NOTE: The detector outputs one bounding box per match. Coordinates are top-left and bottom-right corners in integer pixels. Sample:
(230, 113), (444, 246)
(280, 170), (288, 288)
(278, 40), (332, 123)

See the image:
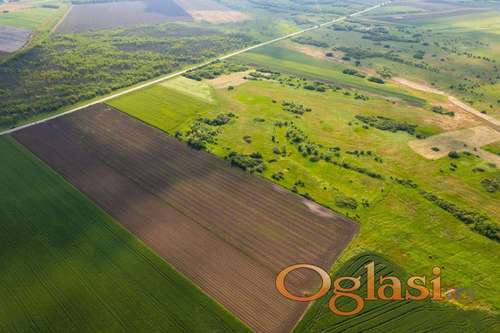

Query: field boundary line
(0, 1), (391, 136)
(51, 4), (73, 34)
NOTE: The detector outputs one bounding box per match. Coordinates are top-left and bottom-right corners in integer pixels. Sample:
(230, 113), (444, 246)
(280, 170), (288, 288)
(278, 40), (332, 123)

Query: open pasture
(13, 104), (358, 333)
(109, 65), (500, 312)
(207, 69), (253, 89)
(0, 136), (249, 333)
(0, 24), (30, 52)
(56, 0), (191, 33)
(233, 45), (428, 107)
(322, 4), (500, 119)
(365, 0), (491, 23)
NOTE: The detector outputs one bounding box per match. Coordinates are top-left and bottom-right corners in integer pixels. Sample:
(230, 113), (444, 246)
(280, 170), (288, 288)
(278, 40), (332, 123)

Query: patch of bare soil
(408, 125), (500, 164)
(13, 104), (358, 333)
(393, 77), (445, 95)
(0, 3), (32, 13)
(188, 10), (249, 23)
(425, 101), (480, 131)
(207, 70), (253, 89)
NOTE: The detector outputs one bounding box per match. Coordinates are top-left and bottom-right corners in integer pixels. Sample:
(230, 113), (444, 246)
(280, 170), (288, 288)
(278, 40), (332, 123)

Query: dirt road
(393, 77), (500, 131)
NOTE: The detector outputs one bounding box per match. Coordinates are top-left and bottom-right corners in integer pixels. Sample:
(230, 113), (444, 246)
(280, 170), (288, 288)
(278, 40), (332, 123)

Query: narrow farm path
(393, 77), (500, 131)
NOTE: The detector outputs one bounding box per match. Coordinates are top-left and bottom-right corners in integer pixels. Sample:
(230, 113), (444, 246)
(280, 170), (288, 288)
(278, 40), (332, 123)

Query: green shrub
(335, 195), (358, 209)
(355, 115), (418, 136)
(226, 151), (266, 173)
(367, 76), (384, 84)
(480, 178), (499, 193)
(431, 106), (455, 116)
(419, 190), (498, 241)
(342, 68), (366, 78)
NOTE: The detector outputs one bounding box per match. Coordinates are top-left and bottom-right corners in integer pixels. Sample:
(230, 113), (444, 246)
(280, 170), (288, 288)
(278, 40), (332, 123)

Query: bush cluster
(184, 61), (249, 81)
(200, 113), (235, 126)
(292, 36), (329, 48)
(335, 195), (358, 209)
(355, 115), (418, 136)
(281, 101), (312, 115)
(480, 178), (499, 193)
(226, 151), (266, 173)
(342, 68), (366, 78)
(431, 106), (455, 117)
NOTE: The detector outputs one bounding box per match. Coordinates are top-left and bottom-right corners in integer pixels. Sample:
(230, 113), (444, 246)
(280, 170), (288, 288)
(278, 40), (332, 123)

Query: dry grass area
(0, 2), (32, 13)
(425, 101), (480, 131)
(188, 10), (249, 23)
(174, 0), (248, 23)
(409, 125), (500, 162)
(13, 104), (358, 333)
(207, 70), (253, 89)
(394, 77), (500, 130)
(161, 76), (214, 103)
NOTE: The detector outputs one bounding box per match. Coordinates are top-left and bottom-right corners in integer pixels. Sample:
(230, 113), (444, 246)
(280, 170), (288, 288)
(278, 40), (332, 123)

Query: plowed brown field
(13, 104), (358, 333)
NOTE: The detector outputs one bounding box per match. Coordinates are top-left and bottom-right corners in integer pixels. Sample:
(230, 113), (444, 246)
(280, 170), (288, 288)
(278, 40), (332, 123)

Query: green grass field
(294, 252), (500, 333)
(108, 84), (216, 134)
(108, 68), (500, 315)
(233, 45), (428, 107)
(0, 136), (249, 333)
(160, 77), (215, 104)
(0, 1), (67, 30)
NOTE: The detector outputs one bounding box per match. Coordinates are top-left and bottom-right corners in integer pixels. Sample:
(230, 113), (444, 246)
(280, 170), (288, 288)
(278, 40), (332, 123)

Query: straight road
(0, 1), (391, 136)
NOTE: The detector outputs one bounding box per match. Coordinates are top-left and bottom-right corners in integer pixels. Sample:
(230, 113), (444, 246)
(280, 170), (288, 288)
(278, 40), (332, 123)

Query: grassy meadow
(233, 45), (428, 106)
(288, 7), (500, 119)
(3, 0), (499, 330)
(0, 136), (249, 333)
(484, 142), (500, 156)
(0, 0), (68, 30)
(294, 252), (500, 332)
(108, 53), (500, 316)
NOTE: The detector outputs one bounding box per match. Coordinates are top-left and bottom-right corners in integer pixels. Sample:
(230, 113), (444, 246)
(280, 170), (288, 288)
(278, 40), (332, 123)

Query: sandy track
(13, 105), (358, 333)
(408, 125), (500, 163)
(393, 77), (500, 131)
